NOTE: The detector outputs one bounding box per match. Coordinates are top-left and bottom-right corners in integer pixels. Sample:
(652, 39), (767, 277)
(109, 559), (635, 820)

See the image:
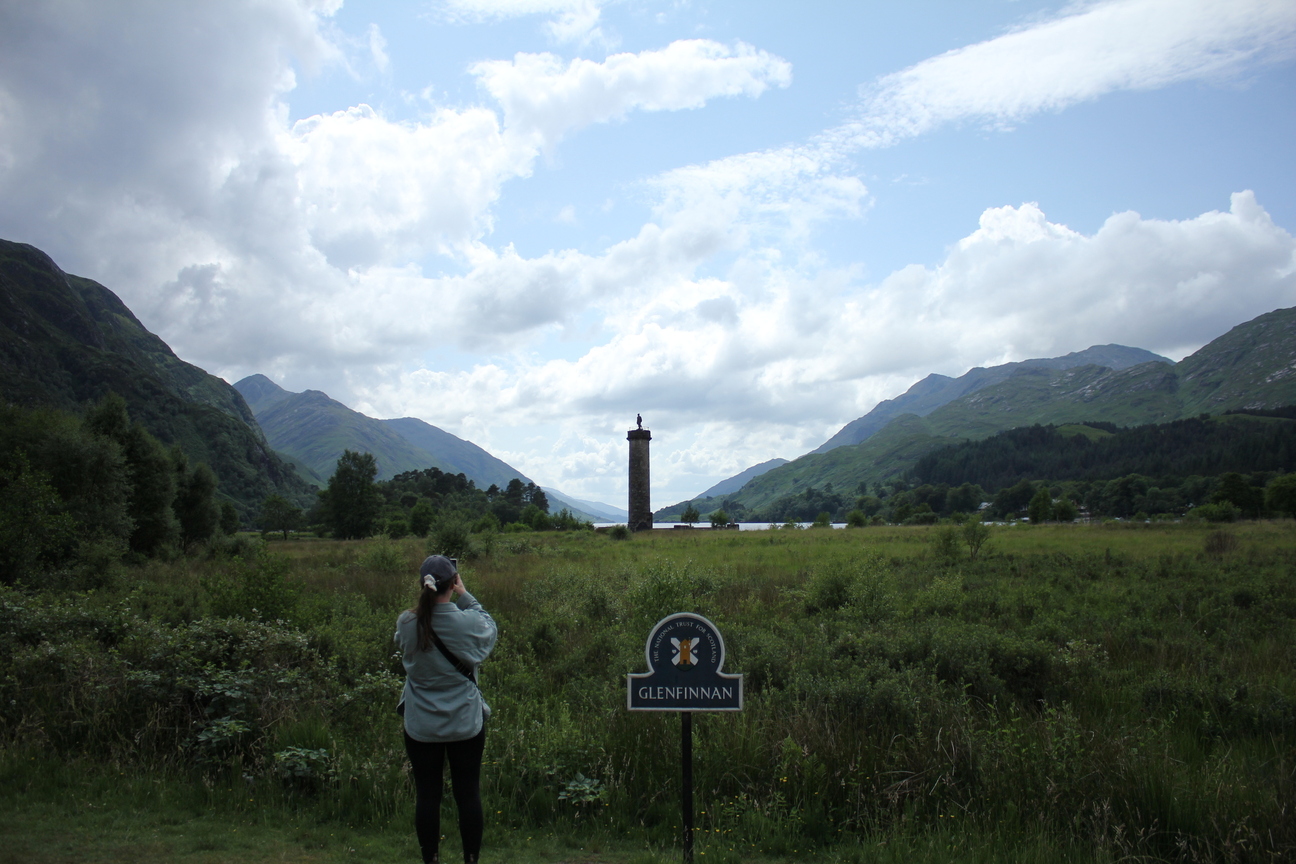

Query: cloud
(0, 2), (792, 375)
(436, 0), (610, 46)
(355, 192), (1296, 500)
(472, 40), (791, 148)
(837, 0), (1296, 149)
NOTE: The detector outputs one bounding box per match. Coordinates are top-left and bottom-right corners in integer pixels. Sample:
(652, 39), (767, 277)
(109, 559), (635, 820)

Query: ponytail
(414, 578), (454, 651)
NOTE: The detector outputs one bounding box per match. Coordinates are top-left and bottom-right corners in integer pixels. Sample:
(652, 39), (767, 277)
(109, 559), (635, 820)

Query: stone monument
(627, 421), (652, 532)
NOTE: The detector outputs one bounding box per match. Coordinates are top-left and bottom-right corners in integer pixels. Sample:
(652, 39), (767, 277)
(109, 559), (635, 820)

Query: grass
(4, 520), (1295, 862)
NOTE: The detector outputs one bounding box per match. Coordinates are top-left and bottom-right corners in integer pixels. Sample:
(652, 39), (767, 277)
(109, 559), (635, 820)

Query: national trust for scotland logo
(627, 613), (742, 711)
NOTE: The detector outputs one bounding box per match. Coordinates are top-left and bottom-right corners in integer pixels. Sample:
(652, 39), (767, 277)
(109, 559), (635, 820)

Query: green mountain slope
(812, 344), (1170, 453)
(381, 417), (528, 490)
(235, 374), (535, 488)
(1177, 307), (1296, 414)
(0, 239), (315, 513)
(701, 306), (1296, 518)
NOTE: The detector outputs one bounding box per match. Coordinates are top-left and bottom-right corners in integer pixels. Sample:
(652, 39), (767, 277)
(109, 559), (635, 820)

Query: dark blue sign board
(627, 613), (742, 711)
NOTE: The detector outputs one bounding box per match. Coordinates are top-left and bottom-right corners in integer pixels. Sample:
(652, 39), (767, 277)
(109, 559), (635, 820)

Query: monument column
(627, 426), (652, 532)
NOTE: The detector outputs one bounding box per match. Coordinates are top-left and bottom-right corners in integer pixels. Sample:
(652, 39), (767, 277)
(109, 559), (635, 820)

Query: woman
(395, 555), (498, 864)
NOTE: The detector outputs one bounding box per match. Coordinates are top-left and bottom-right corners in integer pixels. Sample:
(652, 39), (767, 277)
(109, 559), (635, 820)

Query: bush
(1187, 501), (1240, 523)
(846, 509), (868, 528)
(607, 525), (630, 540)
(811, 511), (832, 528)
(930, 524), (962, 563)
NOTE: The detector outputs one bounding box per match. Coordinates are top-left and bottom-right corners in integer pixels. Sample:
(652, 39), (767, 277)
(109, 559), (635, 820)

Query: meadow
(2, 521), (1294, 863)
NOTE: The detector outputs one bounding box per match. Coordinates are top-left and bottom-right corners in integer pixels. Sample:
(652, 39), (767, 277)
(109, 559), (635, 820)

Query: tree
(220, 501), (241, 536)
(260, 494), (303, 540)
(811, 511), (832, 528)
(681, 503), (700, 526)
(85, 394), (178, 556)
(846, 509), (868, 528)
(1028, 486), (1054, 524)
(0, 455), (77, 585)
(409, 499), (435, 537)
(173, 450), (221, 551)
(1213, 472), (1264, 518)
(709, 509), (730, 528)
(322, 450), (381, 540)
(1053, 497), (1078, 523)
(1266, 473), (1296, 519)
(963, 516), (991, 560)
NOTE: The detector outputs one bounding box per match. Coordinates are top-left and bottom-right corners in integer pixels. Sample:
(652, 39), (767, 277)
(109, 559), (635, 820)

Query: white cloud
(837, 0), (1296, 149)
(472, 40), (791, 148)
(436, 0), (610, 46)
(356, 192), (1296, 502)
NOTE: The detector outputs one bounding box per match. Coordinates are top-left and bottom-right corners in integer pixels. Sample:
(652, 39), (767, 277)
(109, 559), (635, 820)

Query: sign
(627, 613), (742, 711)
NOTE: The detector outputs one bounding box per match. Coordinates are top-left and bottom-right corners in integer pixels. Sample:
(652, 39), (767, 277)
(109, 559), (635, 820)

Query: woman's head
(419, 554), (458, 595)
(414, 555), (458, 650)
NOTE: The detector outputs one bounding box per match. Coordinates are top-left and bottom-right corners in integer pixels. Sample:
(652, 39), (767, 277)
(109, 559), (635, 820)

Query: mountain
(698, 458), (789, 499)
(544, 488), (628, 522)
(0, 239), (315, 513)
(812, 344), (1170, 453)
(381, 417), (530, 491)
(1176, 307), (1296, 414)
(691, 308), (1296, 517)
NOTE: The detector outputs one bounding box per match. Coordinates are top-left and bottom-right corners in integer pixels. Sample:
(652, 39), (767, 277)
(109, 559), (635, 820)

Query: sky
(1, 0), (1295, 509)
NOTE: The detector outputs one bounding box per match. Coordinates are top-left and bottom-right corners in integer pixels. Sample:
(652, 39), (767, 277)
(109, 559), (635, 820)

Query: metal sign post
(628, 613), (743, 863)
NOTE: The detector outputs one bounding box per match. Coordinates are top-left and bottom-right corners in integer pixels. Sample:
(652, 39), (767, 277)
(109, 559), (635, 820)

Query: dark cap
(419, 554), (458, 589)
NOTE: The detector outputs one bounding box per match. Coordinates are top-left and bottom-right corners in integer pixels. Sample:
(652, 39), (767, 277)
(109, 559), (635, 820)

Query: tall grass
(3, 522), (1294, 861)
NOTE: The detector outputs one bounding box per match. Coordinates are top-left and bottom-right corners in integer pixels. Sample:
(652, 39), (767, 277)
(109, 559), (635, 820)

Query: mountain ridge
(0, 239), (315, 513)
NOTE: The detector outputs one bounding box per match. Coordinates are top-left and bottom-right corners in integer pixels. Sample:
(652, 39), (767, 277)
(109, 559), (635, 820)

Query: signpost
(628, 613), (742, 863)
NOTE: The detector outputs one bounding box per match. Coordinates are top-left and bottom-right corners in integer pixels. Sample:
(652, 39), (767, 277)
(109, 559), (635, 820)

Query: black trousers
(404, 725), (487, 863)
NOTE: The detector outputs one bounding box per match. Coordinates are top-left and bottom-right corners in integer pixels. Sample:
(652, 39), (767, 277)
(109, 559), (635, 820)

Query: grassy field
(3, 521), (1294, 862)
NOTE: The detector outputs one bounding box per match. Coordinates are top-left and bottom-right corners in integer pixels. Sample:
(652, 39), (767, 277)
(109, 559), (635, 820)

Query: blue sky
(1, 0), (1294, 509)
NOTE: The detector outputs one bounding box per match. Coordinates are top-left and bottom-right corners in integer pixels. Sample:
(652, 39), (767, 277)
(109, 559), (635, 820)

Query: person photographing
(395, 555), (498, 864)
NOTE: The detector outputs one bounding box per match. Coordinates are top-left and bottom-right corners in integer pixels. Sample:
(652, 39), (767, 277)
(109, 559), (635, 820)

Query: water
(592, 522), (847, 531)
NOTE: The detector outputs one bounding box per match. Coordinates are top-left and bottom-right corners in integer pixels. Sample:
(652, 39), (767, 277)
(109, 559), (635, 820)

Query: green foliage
(963, 516), (991, 560)
(709, 509), (730, 528)
(845, 508), (867, 527)
(87, 394), (180, 556)
(0, 455), (77, 585)
(259, 493), (303, 540)
(681, 503), (700, 526)
(1052, 496), (1078, 522)
(930, 523), (962, 563)
(6, 524), (1296, 861)
(201, 546), (296, 621)
(811, 511), (832, 528)
(322, 450), (381, 539)
(1028, 485), (1053, 523)
(218, 500), (240, 535)
(1212, 471), (1265, 517)
(408, 498), (434, 536)
(1266, 472), (1296, 518)
(173, 450), (221, 551)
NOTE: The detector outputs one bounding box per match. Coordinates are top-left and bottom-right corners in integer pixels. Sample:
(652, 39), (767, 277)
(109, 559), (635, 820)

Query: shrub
(607, 524), (630, 540)
(1203, 529), (1238, 558)
(930, 524), (963, 564)
(846, 509), (867, 528)
(811, 511), (832, 528)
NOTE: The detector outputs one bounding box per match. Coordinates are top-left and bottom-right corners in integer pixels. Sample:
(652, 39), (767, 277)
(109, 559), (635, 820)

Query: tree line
(259, 451), (592, 542)
(1, 397), (236, 586)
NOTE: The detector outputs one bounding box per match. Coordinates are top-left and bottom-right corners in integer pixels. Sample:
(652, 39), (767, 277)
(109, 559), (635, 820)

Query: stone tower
(627, 425), (652, 532)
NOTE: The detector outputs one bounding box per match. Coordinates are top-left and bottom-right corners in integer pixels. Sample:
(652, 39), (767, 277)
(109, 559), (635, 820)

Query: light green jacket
(394, 591), (497, 742)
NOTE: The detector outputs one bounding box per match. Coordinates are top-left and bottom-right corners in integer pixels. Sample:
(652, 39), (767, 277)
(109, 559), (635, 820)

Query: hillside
(0, 239), (315, 512)
(913, 414), (1296, 492)
(686, 306), (1296, 517)
(812, 344), (1170, 453)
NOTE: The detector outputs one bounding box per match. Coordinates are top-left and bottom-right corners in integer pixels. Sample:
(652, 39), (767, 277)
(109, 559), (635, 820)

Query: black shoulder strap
(428, 623), (477, 684)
